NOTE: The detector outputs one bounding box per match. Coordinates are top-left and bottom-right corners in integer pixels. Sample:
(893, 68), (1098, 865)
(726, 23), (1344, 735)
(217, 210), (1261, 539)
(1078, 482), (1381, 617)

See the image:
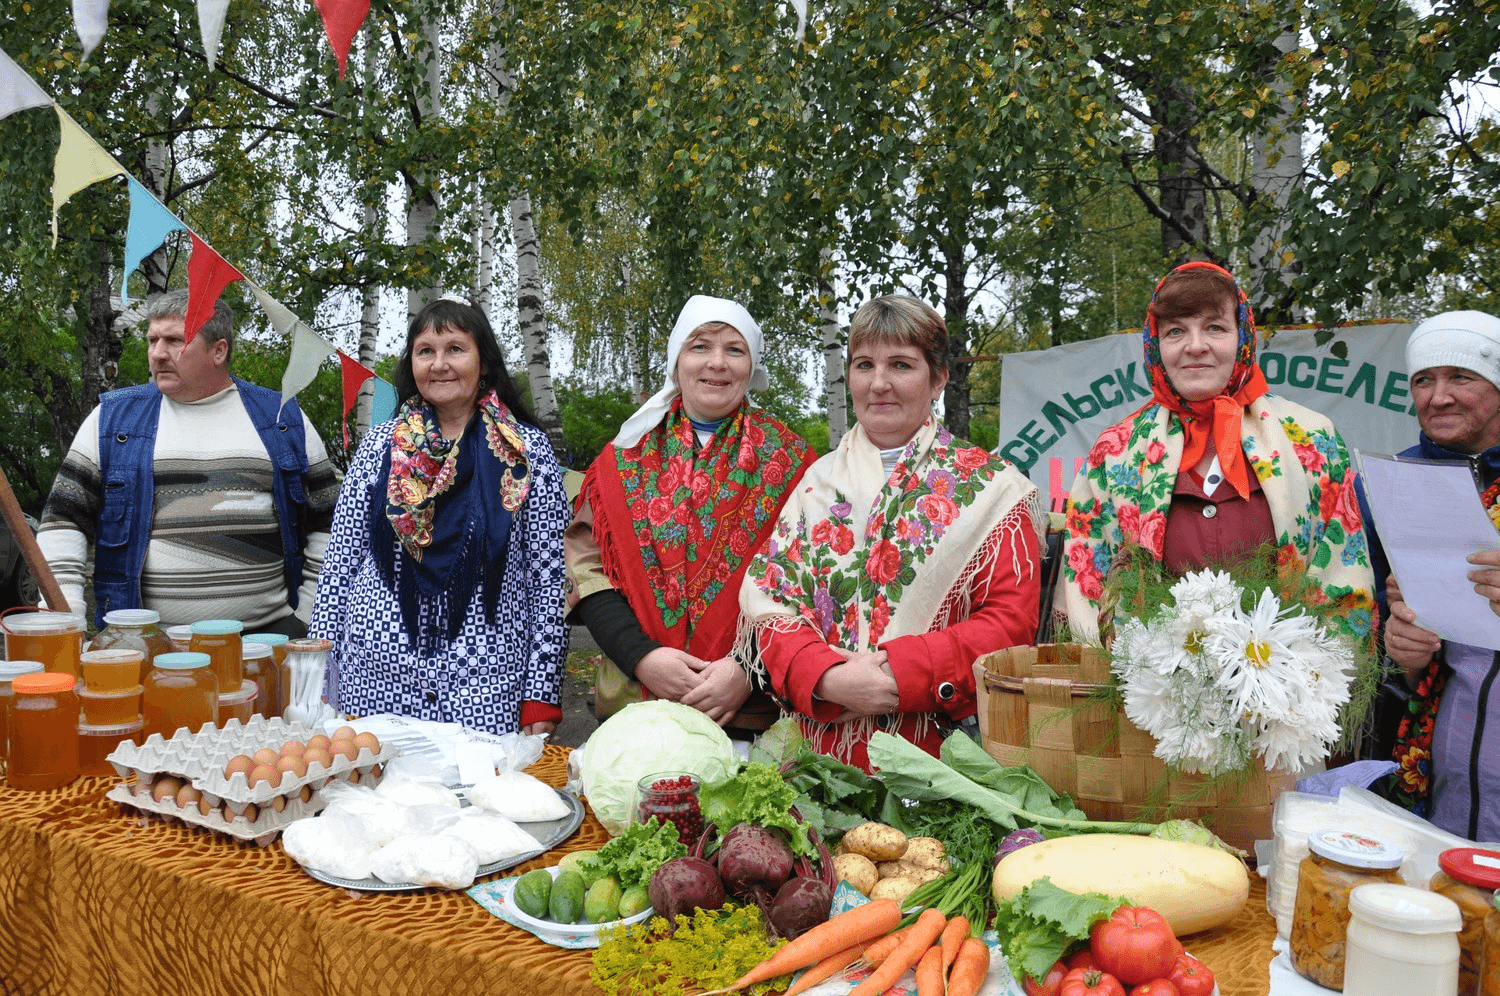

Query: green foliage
(554, 377), (639, 470)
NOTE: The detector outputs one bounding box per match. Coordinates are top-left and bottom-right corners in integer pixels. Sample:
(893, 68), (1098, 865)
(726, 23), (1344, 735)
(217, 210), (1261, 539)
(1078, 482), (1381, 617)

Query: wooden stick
(0, 467), (67, 613)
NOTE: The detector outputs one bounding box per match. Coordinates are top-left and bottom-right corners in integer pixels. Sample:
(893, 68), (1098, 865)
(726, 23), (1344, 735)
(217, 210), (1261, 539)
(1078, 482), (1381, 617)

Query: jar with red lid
(1482, 893), (1500, 996)
(1290, 830), (1405, 989)
(1431, 847), (1500, 996)
(7, 671), (80, 790)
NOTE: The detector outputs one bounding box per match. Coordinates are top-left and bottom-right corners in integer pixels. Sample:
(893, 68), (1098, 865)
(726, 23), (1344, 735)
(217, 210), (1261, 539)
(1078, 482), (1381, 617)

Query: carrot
(716, 899), (903, 992)
(946, 936), (991, 996)
(782, 942), (866, 996)
(915, 945), (945, 996)
(939, 914), (970, 974)
(847, 908), (947, 996)
(855, 925), (911, 968)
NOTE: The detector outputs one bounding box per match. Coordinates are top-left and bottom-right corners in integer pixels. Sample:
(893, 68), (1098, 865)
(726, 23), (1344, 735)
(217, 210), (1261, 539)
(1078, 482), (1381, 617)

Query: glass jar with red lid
(1431, 847), (1500, 996)
(7, 671), (80, 790)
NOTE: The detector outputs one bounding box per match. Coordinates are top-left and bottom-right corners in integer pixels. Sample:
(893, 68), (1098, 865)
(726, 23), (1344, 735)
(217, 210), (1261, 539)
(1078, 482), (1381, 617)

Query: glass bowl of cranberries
(632, 771), (704, 847)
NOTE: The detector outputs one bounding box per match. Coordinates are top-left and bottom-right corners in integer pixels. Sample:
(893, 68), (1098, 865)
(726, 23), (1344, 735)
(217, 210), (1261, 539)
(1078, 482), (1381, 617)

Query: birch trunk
(139, 92), (172, 299)
(405, 17), (442, 320)
(510, 192), (564, 449)
(355, 25), (381, 440)
(1248, 22), (1305, 324)
(817, 247), (847, 447)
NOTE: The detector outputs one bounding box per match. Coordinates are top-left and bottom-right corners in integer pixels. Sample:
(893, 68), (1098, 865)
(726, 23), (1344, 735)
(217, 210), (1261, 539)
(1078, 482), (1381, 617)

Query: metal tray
(302, 788), (585, 891)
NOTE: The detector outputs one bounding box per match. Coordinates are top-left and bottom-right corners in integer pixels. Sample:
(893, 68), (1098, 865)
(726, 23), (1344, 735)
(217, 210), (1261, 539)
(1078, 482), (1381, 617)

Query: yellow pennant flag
(51, 105), (124, 246)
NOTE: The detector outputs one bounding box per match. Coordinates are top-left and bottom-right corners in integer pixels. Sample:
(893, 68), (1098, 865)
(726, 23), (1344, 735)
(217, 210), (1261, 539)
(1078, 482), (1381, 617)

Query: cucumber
(584, 875), (623, 923)
(617, 883), (651, 919)
(556, 849), (601, 886)
(513, 868), (553, 919)
(549, 869), (587, 924)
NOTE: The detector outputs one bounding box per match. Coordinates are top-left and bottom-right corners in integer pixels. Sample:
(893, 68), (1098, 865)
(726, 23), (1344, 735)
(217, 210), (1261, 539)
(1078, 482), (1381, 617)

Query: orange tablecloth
(0, 745), (1279, 996)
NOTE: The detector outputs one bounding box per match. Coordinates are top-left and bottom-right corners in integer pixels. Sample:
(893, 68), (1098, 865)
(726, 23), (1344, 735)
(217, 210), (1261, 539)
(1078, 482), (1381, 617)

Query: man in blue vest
(37, 290), (338, 635)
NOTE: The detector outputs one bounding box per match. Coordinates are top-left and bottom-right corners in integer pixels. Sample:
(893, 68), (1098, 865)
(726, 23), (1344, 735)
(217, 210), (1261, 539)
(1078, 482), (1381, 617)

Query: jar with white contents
(1343, 883), (1461, 996)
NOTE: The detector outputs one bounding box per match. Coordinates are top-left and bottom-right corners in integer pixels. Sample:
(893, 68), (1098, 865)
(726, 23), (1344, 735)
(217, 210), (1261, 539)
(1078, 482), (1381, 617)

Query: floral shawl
(582, 397), (815, 660)
(739, 416), (1040, 757)
(1062, 392), (1377, 645)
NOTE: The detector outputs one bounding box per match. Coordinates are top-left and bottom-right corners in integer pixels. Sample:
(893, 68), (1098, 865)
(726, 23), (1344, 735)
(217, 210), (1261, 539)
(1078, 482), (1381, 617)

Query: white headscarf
(612, 294), (769, 449)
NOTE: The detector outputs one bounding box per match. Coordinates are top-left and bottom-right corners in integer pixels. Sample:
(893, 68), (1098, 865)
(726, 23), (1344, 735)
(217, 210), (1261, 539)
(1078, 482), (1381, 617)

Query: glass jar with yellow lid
(1290, 829), (1405, 990)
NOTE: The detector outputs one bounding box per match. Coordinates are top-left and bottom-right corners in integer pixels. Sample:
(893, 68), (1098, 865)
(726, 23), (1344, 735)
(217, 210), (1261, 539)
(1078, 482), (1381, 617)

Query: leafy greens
(995, 878), (1121, 984)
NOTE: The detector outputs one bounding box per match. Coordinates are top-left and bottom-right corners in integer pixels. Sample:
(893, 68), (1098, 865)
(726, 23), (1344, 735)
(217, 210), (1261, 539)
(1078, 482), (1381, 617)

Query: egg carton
(105, 779), (323, 847)
(107, 714), (398, 814)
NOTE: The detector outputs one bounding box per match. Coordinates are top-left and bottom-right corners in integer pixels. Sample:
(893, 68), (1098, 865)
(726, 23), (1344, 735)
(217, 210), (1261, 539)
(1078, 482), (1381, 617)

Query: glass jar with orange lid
(240, 641), (280, 720)
(2, 612), (85, 677)
(1432, 847), (1500, 996)
(1290, 830), (1406, 989)
(242, 633), (289, 716)
(0, 660), (44, 766)
(88, 609), (172, 684)
(1483, 893), (1500, 996)
(7, 671), (80, 789)
(188, 620), (243, 691)
(142, 652), (219, 741)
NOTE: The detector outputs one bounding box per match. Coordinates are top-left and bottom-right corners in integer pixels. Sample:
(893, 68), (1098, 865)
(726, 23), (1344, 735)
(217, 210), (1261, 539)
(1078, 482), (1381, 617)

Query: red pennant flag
(315, 0), (370, 80)
(338, 350), (375, 449)
(184, 233), (245, 347)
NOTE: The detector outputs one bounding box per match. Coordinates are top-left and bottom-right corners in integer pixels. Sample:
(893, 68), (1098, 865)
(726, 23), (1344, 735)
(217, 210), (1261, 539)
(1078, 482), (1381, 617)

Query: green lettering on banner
(1114, 363), (1151, 403)
(1066, 390), (1101, 419)
(1019, 419), (1057, 451)
(1316, 356), (1349, 392)
(1287, 355), (1317, 389)
(1344, 363), (1378, 404)
(1001, 440), (1036, 471)
(1380, 371), (1410, 412)
(1261, 352), (1286, 385)
(1041, 400), (1079, 439)
(1091, 374), (1123, 409)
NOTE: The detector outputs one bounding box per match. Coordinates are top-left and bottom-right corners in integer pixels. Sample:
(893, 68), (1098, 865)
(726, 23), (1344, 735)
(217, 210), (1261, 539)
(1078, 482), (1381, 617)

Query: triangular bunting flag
(0, 49), (54, 120)
(338, 351), (376, 448)
(51, 106), (125, 246)
(279, 323), (337, 413)
(371, 376), (398, 426)
(197, 0), (231, 71)
(121, 178), (186, 304)
(72, 0), (110, 61)
(184, 232), (245, 346)
(314, 0), (370, 80)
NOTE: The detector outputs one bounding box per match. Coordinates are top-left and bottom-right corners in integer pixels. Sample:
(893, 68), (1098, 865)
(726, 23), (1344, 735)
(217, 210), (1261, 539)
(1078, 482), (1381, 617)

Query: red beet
(767, 875), (833, 939)
(718, 823), (794, 903)
(648, 856), (726, 928)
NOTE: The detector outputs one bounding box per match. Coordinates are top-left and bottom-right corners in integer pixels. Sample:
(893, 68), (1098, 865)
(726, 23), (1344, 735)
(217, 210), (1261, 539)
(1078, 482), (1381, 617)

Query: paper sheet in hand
(1359, 451), (1500, 651)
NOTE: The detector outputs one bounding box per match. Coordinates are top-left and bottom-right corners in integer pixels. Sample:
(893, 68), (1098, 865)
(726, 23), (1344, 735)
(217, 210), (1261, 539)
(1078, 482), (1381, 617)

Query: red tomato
(1089, 906), (1180, 985)
(1130, 982), (1181, 996)
(1060, 967), (1127, 996)
(1067, 949), (1102, 973)
(1023, 960), (1070, 996)
(1167, 955), (1216, 996)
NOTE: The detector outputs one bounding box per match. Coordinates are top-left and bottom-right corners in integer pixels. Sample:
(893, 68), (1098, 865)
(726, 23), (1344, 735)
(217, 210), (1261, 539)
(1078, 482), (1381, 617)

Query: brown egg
(299, 785), (313, 803)
(197, 797), (217, 817)
(305, 734), (332, 752)
(224, 754), (256, 780)
(269, 794), (287, 812)
(248, 764), (282, 788)
(330, 739), (360, 762)
(275, 754), (309, 779)
(302, 748), (332, 770)
(352, 732), (381, 755)
(332, 725), (357, 741)
(174, 784), (202, 809)
(279, 739), (306, 757)
(252, 748), (280, 767)
(151, 776), (183, 802)
(239, 803), (259, 823)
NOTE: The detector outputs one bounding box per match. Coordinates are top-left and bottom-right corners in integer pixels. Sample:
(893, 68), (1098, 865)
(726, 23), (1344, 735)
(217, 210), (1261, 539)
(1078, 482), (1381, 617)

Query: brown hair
(1149, 266), (1238, 324)
(848, 295), (948, 385)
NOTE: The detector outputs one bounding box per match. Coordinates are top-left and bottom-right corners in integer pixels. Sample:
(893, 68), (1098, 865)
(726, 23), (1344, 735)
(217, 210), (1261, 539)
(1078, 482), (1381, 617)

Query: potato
(897, 838), (949, 873)
(870, 875), (923, 903)
(876, 861), (945, 885)
(842, 822), (909, 862)
(992, 833), (1249, 935)
(832, 853), (879, 895)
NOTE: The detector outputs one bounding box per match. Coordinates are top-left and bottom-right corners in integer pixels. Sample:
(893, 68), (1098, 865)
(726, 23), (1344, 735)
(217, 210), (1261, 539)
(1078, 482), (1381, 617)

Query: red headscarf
(1142, 261), (1269, 499)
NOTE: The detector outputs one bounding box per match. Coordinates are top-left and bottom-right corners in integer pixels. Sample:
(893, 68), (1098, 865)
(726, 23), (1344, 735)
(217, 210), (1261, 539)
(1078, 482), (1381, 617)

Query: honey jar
(88, 609), (172, 684)
(142, 652), (218, 741)
(77, 719), (144, 776)
(240, 641), (279, 720)
(241, 633), (289, 716)
(216, 679), (258, 727)
(80, 649), (145, 694)
(0, 660), (44, 765)
(1289, 829), (1405, 989)
(2, 612), (85, 677)
(7, 671), (80, 790)
(164, 625), (192, 654)
(1483, 894), (1500, 996)
(78, 683), (144, 726)
(1433, 848), (1500, 996)
(188, 620), (243, 691)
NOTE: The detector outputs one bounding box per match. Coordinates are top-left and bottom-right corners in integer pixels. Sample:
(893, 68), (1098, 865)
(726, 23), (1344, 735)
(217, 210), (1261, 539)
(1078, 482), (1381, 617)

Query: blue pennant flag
(121, 177), (186, 304)
(371, 376), (398, 425)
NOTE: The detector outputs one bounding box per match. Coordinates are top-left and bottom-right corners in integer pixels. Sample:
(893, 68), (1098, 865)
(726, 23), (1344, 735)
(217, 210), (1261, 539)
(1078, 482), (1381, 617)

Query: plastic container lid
(0, 661), (45, 681)
(285, 638), (332, 654)
(1309, 829), (1405, 869)
(218, 679), (258, 704)
(1437, 848), (1500, 890)
(189, 619), (243, 635)
(2, 611), (85, 635)
(153, 652), (212, 671)
(81, 649), (145, 665)
(1350, 883), (1463, 933)
(78, 718), (145, 735)
(164, 625), (192, 640)
(12, 672), (79, 694)
(242, 633), (289, 647)
(76, 683), (144, 701)
(102, 609), (161, 627)
(241, 642), (273, 660)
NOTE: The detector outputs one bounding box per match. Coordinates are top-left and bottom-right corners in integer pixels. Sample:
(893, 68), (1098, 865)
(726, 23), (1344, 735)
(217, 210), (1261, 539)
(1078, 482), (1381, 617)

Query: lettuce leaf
(582, 817), (687, 890)
(995, 878), (1120, 984)
(699, 762), (815, 857)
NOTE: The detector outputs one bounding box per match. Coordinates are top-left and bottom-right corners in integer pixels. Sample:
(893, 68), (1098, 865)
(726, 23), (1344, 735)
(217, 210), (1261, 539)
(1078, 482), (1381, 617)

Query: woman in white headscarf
(564, 296), (817, 734)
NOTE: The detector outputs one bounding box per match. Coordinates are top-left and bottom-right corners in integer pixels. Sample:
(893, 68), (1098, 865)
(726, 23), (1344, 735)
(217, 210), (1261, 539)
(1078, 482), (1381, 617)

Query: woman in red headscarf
(1060, 262), (1375, 644)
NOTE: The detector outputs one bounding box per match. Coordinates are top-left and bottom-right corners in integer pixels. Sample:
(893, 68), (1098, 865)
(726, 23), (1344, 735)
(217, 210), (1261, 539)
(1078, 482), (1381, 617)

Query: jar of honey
(7, 671), (80, 790)
(241, 641), (279, 720)
(1482, 894), (1500, 996)
(142, 652), (219, 742)
(0, 660), (44, 766)
(77, 719), (144, 776)
(1432, 848), (1500, 996)
(1290, 830), (1405, 989)
(188, 620), (243, 691)
(242, 633), (289, 716)
(217, 679), (258, 727)
(164, 625), (192, 654)
(2, 612), (85, 677)
(88, 609), (172, 684)
(80, 649), (145, 694)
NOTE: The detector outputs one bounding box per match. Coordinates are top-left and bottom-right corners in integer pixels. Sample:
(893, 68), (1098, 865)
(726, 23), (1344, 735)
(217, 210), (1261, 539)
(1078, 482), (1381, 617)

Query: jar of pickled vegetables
(1290, 830), (1405, 990)
(0, 660), (44, 766)
(7, 671), (80, 790)
(188, 620), (243, 691)
(2, 611), (85, 677)
(241, 641), (279, 720)
(242, 633), (289, 716)
(1431, 848), (1500, 996)
(142, 652), (218, 741)
(88, 609), (172, 684)
(1482, 893), (1500, 996)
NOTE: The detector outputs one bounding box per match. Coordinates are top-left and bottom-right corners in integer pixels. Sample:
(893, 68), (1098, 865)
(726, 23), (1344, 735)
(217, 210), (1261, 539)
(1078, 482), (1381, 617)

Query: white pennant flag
(197, 0), (230, 71)
(0, 49), (53, 120)
(72, 0), (110, 61)
(245, 281), (337, 411)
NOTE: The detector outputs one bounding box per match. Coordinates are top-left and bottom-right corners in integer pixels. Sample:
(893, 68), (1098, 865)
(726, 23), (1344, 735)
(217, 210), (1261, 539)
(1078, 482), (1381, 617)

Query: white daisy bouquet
(1110, 567), (1360, 775)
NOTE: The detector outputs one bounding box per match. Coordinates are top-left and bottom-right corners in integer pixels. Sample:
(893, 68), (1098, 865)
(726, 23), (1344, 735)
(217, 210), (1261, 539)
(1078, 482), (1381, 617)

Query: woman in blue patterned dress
(309, 298), (569, 735)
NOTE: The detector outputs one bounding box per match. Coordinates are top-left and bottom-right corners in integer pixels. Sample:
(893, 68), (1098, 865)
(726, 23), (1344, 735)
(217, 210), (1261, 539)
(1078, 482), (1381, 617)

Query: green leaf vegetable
(699, 761), (817, 858)
(995, 878), (1121, 985)
(580, 817), (687, 890)
(750, 718), (903, 846)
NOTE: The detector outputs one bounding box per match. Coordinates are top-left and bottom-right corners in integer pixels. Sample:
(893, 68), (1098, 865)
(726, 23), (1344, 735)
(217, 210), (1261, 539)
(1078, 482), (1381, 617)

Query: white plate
(502, 864), (655, 935)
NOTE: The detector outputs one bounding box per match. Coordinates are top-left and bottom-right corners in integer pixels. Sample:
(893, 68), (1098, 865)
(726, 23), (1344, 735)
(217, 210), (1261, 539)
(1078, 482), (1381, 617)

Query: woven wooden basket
(972, 643), (1293, 853)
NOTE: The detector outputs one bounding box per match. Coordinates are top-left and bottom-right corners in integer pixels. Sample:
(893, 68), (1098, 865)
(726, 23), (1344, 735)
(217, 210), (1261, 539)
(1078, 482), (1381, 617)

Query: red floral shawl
(581, 398), (815, 659)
